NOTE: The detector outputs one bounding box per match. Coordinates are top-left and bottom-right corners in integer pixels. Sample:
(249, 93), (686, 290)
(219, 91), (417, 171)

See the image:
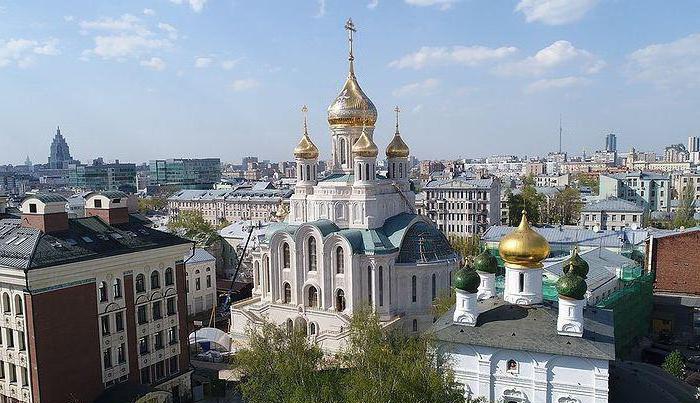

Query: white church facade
(230, 19), (459, 352)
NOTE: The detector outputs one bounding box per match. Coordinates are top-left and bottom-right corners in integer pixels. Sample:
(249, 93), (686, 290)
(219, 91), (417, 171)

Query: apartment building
(671, 171), (700, 201)
(185, 248), (217, 316)
(0, 191), (192, 402)
(599, 171), (670, 212)
(422, 176), (500, 236)
(535, 173), (570, 188)
(580, 197), (645, 231)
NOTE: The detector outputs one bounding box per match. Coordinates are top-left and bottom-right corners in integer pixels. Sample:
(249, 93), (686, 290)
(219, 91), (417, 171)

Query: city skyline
(1, 0), (700, 164)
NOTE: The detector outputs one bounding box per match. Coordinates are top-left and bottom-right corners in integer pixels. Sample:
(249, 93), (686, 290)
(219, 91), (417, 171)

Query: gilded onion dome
(386, 106), (410, 158)
(556, 267), (587, 300)
(293, 106), (320, 160)
(473, 249), (498, 274)
(563, 246), (589, 279)
(498, 210), (550, 268)
(327, 18), (378, 127)
(453, 266), (480, 294)
(352, 126), (378, 158)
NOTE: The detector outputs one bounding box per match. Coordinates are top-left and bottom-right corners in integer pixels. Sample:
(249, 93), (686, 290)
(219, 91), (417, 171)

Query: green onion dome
(556, 272), (587, 300)
(563, 248), (589, 279)
(473, 249), (498, 274)
(453, 267), (480, 294)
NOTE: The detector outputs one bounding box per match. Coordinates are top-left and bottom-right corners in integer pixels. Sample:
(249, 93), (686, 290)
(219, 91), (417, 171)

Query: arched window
(431, 273), (436, 301)
(367, 266), (372, 305)
(340, 138), (347, 165)
(357, 163), (362, 180)
(150, 271), (160, 289)
(286, 319), (293, 334)
(98, 282), (108, 302)
(507, 359), (518, 373)
(518, 272), (524, 293)
(135, 274), (145, 293)
(399, 163), (403, 178)
(282, 243), (291, 269)
(283, 283), (292, 303)
(365, 164), (370, 180)
(412, 319), (418, 332)
(336, 246), (344, 274)
(254, 261), (260, 286)
(392, 163), (396, 179)
(307, 237), (317, 271)
(411, 275), (417, 303)
(307, 286), (318, 308)
(14, 295), (22, 316)
(2, 293), (10, 313)
(309, 322), (317, 336)
(336, 289), (346, 312)
(306, 165), (311, 181)
(378, 266), (384, 307)
(165, 267), (174, 286)
(113, 278), (122, 299)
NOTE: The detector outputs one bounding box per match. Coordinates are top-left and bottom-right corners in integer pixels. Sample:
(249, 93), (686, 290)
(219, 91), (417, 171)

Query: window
(139, 336), (149, 355)
(167, 297), (176, 316)
(155, 361), (165, 380)
(307, 237), (317, 271)
(155, 331), (164, 350)
(14, 295), (22, 316)
(0, 360), (4, 379)
(115, 311), (124, 332)
(309, 322), (317, 335)
(135, 274), (145, 293)
(336, 247), (344, 274)
(412, 319), (418, 332)
(29, 203), (37, 213)
(152, 301), (163, 320)
(165, 267), (174, 286)
(6, 329), (13, 348)
(507, 359), (518, 373)
(518, 273), (525, 293)
(103, 348), (112, 369)
(283, 283), (291, 304)
(168, 326), (178, 345)
(431, 273), (436, 301)
(101, 315), (110, 336)
(379, 266), (384, 307)
(282, 243), (291, 269)
(169, 356), (179, 374)
(94, 199), (102, 208)
(137, 305), (148, 324)
(98, 282), (108, 302)
(140, 366), (151, 384)
(117, 343), (126, 363)
(336, 289), (346, 312)
(206, 275), (211, 288)
(150, 271), (160, 289)
(307, 286), (318, 308)
(1, 293), (9, 313)
(195, 278), (201, 291)
(113, 278), (122, 298)
(21, 367), (27, 387)
(411, 276), (417, 303)
(367, 266), (372, 304)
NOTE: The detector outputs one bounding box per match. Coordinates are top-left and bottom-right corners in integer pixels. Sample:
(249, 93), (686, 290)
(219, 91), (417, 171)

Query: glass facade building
(149, 158), (221, 189)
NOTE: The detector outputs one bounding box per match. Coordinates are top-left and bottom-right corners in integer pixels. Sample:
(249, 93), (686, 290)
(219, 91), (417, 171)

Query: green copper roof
(563, 249), (589, 279)
(454, 267), (480, 293)
(556, 272), (587, 300)
(473, 249), (498, 274)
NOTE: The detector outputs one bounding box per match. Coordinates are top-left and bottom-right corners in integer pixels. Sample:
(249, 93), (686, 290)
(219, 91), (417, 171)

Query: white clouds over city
(169, 0), (207, 13)
(525, 76), (590, 93)
(0, 38), (60, 68)
(626, 33), (700, 89)
(140, 56), (166, 71)
(393, 78), (441, 97)
(404, 0), (460, 11)
(230, 78), (260, 92)
(515, 0), (598, 25)
(495, 40), (605, 77)
(389, 45), (517, 69)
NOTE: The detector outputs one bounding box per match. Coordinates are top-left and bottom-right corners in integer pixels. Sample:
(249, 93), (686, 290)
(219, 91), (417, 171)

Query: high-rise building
(604, 133), (617, 153)
(68, 159), (137, 191)
(47, 126), (74, 169)
(149, 158), (221, 190)
(689, 136), (700, 164)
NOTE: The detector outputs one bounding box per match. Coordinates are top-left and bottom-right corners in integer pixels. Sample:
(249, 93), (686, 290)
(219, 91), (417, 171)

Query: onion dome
(352, 127), (378, 158)
(498, 210), (550, 268)
(473, 249), (498, 274)
(556, 270), (587, 300)
(293, 106), (320, 160)
(563, 247), (589, 279)
(453, 267), (480, 294)
(327, 18), (378, 127)
(386, 106), (410, 158)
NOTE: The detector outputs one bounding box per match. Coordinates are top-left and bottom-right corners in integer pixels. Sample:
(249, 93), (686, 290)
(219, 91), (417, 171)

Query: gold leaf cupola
(352, 126), (378, 158)
(386, 106), (410, 158)
(293, 105), (319, 160)
(327, 18), (378, 127)
(498, 210), (550, 268)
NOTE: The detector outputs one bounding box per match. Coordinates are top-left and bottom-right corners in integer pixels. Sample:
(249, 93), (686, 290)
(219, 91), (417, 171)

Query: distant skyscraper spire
(48, 125), (73, 169)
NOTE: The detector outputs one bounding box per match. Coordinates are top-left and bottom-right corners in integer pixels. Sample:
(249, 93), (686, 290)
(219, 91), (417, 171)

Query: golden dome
(293, 105), (319, 159)
(498, 211), (550, 268)
(386, 106), (409, 158)
(352, 127), (378, 158)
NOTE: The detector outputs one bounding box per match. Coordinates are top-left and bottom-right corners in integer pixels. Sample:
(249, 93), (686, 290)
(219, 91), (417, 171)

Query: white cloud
(495, 40), (605, 77)
(87, 35), (170, 60)
(0, 38), (60, 68)
(626, 33), (700, 89)
(367, 0), (379, 9)
(64, 15), (75, 22)
(140, 57), (166, 71)
(195, 57), (213, 68)
(158, 22), (178, 40)
(221, 59), (240, 70)
(389, 45), (517, 69)
(230, 78), (260, 92)
(524, 76), (589, 93)
(412, 104), (423, 113)
(170, 0), (207, 13)
(315, 0), (326, 18)
(393, 78), (440, 97)
(515, 0), (598, 25)
(405, 0), (459, 11)
(79, 14), (150, 36)
(143, 8), (156, 16)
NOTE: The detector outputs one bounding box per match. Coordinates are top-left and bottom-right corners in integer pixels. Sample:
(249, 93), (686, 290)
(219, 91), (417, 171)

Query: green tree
(167, 210), (218, 245)
(507, 182), (543, 225)
(576, 174), (599, 196)
(231, 321), (340, 403)
(340, 308), (465, 403)
(448, 235), (481, 265)
(673, 184), (697, 229)
(137, 196), (167, 213)
(662, 350), (686, 379)
(552, 187), (582, 225)
(432, 288), (456, 318)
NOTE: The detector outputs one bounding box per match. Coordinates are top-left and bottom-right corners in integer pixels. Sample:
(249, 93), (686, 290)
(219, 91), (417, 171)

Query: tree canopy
(167, 210), (219, 245)
(672, 184), (697, 229)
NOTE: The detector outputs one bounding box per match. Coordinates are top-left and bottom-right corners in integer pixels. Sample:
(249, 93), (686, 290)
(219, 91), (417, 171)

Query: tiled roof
(430, 299), (615, 360)
(604, 171), (669, 181)
(26, 193), (67, 203)
(168, 187), (292, 202)
(424, 177), (495, 189)
(483, 225), (649, 248)
(581, 197), (644, 213)
(185, 248), (215, 264)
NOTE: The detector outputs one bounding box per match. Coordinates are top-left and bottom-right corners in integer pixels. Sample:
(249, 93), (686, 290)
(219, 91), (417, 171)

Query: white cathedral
(230, 19), (459, 352)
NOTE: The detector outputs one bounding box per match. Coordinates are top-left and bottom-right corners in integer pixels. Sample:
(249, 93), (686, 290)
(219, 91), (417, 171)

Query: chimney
(84, 191), (130, 225)
(20, 194), (69, 233)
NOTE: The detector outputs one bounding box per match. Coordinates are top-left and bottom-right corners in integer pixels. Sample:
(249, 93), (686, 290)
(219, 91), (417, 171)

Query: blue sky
(1, 0), (700, 165)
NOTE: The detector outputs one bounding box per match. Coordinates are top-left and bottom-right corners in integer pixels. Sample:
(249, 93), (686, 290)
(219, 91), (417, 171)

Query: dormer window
(29, 204), (37, 213)
(94, 199), (102, 208)
(506, 359), (518, 373)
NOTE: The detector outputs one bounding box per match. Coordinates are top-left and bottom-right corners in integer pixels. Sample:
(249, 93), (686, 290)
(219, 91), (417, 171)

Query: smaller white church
(431, 212), (615, 403)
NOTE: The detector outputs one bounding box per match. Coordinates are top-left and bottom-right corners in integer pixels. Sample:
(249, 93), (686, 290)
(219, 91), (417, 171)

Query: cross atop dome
(345, 18), (356, 63)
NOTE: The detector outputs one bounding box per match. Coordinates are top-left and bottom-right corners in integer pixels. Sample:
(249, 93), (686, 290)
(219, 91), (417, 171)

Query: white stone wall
(0, 284), (31, 403)
(185, 259), (217, 316)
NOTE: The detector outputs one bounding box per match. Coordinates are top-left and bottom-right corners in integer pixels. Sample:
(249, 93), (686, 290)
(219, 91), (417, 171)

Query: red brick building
(647, 229), (700, 342)
(0, 192), (193, 403)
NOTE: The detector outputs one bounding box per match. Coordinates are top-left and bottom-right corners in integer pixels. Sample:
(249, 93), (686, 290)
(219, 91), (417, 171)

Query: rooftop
(483, 225), (651, 249)
(582, 197), (645, 213)
(424, 177), (495, 189)
(185, 247), (216, 264)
